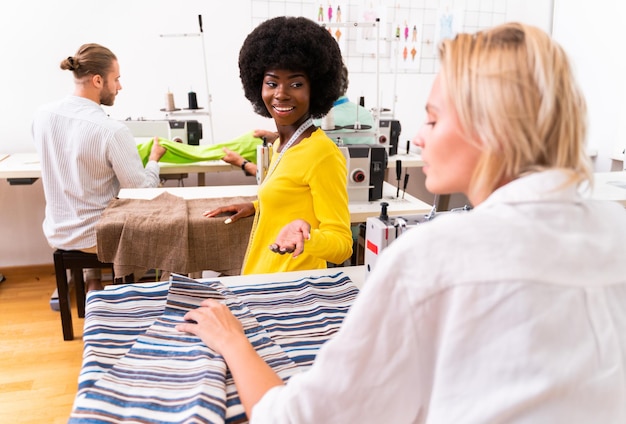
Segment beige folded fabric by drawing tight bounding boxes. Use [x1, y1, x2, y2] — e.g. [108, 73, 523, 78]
[96, 192, 254, 278]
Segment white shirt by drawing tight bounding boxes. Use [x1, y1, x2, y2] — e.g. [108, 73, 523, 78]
[32, 95, 160, 250]
[252, 170, 626, 423]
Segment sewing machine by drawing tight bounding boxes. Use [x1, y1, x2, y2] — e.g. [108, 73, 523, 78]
[122, 119, 203, 145]
[378, 119, 401, 156]
[256, 142, 388, 201]
[326, 119, 401, 155]
[364, 201, 471, 274]
[339, 144, 387, 202]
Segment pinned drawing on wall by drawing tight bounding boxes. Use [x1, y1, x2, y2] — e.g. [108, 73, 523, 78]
[256, 0, 506, 75]
[315, 2, 344, 23]
[313, 2, 347, 51]
[434, 3, 464, 54]
[391, 19, 422, 71]
[356, 2, 387, 55]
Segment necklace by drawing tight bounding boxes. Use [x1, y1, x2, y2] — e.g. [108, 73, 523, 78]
[263, 117, 314, 183]
[240, 117, 314, 270]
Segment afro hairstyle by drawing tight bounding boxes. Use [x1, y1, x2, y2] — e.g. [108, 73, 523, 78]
[238, 16, 343, 119]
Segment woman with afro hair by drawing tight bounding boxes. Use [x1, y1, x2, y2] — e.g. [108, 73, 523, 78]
[204, 16, 353, 275]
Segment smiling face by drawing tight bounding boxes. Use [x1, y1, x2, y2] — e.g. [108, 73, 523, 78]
[262, 69, 311, 128]
[413, 73, 483, 204]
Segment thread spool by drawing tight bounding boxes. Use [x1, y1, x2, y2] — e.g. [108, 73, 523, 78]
[188, 91, 198, 109]
[165, 92, 176, 111]
[321, 109, 335, 130]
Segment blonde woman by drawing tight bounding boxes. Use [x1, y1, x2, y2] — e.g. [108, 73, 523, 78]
[179, 23, 626, 423]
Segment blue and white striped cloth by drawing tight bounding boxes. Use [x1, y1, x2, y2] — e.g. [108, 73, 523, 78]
[70, 272, 359, 423]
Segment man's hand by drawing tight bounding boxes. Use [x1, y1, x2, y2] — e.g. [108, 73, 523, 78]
[149, 137, 167, 162]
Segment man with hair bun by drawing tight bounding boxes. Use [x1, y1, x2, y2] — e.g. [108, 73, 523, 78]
[33, 43, 167, 291]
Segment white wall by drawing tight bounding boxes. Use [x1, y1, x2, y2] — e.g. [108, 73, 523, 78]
[552, 0, 626, 171]
[0, 0, 271, 149]
[0, 0, 558, 267]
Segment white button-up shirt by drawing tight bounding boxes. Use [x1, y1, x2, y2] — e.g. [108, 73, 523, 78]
[32, 95, 160, 250]
[252, 170, 626, 423]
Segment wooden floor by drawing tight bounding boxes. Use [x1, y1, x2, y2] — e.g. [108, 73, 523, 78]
[0, 265, 84, 424]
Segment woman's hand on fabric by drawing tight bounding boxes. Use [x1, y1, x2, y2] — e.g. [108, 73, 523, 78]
[269, 219, 311, 258]
[176, 299, 247, 354]
[202, 202, 255, 223]
[177, 298, 285, 418]
[221, 147, 245, 167]
[252, 129, 279, 144]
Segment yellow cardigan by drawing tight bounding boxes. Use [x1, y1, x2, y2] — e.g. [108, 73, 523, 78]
[242, 128, 353, 274]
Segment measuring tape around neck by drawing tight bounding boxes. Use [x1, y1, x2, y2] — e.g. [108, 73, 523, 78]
[263, 117, 314, 183]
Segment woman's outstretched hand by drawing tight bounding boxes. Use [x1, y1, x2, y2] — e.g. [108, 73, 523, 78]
[269, 219, 311, 258]
[203, 202, 255, 224]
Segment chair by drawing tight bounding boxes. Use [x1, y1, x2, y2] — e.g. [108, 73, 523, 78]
[53, 249, 114, 341]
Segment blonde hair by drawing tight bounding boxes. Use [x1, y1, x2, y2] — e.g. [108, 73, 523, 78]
[438, 22, 592, 200]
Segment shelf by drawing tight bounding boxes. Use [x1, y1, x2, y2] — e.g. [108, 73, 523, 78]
[163, 110, 211, 117]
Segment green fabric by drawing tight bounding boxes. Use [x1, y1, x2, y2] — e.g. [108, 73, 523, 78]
[136, 131, 263, 166]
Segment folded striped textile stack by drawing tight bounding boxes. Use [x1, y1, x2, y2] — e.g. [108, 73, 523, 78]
[70, 272, 359, 423]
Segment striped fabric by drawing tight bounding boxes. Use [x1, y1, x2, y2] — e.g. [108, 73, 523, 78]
[70, 272, 359, 423]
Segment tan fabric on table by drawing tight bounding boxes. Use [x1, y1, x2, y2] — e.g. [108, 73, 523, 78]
[96, 192, 255, 278]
